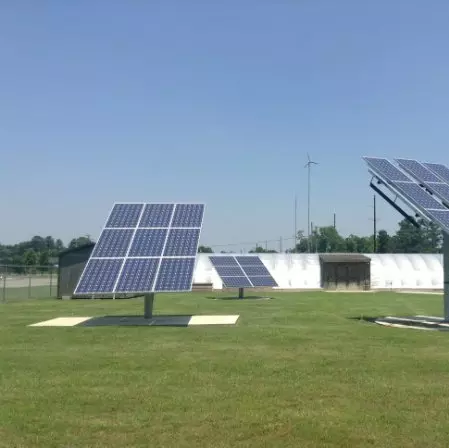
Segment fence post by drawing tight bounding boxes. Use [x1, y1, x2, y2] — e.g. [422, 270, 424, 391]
[28, 271, 32, 299]
[49, 268, 53, 297]
[2, 270, 6, 302]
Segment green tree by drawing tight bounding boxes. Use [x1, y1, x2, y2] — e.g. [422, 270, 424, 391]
[376, 230, 392, 253]
[392, 218, 441, 253]
[198, 245, 213, 253]
[39, 251, 50, 266]
[68, 236, 93, 249]
[23, 249, 38, 266]
[249, 246, 277, 253]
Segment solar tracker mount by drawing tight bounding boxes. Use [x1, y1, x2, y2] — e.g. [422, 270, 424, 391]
[362, 157, 449, 320]
[74, 202, 205, 318]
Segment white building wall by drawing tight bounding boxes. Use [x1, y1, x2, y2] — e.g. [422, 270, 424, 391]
[193, 253, 444, 290]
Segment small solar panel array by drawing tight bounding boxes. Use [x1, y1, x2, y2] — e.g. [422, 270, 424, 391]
[74, 203, 204, 295]
[363, 157, 449, 233]
[209, 256, 278, 288]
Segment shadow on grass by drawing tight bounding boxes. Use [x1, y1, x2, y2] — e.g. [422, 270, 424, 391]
[78, 314, 193, 327]
[348, 316, 379, 324]
[206, 295, 273, 301]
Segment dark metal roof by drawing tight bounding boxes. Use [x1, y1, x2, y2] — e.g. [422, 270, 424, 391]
[319, 253, 371, 263]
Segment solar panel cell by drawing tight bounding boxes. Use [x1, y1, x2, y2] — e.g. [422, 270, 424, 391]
[395, 159, 441, 183]
[235, 256, 265, 266]
[363, 157, 410, 182]
[92, 229, 134, 257]
[209, 256, 239, 267]
[75, 259, 123, 294]
[221, 276, 253, 288]
[105, 204, 144, 228]
[241, 265, 271, 276]
[171, 204, 204, 227]
[115, 258, 159, 292]
[164, 229, 200, 256]
[154, 257, 195, 291]
[425, 210, 449, 230]
[424, 163, 449, 184]
[248, 276, 278, 287]
[139, 204, 174, 227]
[392, 182, 446, 210]
[214, 266, 245, 276]
[426, 183, 449, 203]
[128, 229, 167, 257]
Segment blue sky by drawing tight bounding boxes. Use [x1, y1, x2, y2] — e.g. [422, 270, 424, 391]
[1, 1, 449, 250]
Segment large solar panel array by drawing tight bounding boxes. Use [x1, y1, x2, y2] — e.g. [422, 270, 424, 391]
[74, 203, 204, 294]
[209, 256, 278, 288]
[363, 157, 449, 232]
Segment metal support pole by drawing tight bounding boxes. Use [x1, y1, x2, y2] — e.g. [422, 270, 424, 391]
[443, 233, 449, 320]
[238, 288, 244, 299]
[144, 293, 155, 319]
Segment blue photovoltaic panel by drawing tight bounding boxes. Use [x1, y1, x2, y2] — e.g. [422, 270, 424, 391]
[171, 204, 204, 227]
[391, 181, 446, 210]
[128, 229, 167, 257]
[115, 258, 159, 292]
[363, 157, 410, 182]
[209, 256, 239, 267]
[214, 265, 246, 277]
[248, 276, 278, 287]
[74, 202, 204, 295]
[424, 163, 449, 185]
[241, 265, 271, 276]
[235, 256, 266, 267]
[221, 276, 253, 288]
[75, 259, 123, 294]
[395, 159, 442, 183]
[164, 229, 201, 256]
[92, 229, 134, 258]
[427, 183, 449, 203]
[426, 210, 449, 230]
[209, 255, 277, 289]
[139, 204, 174, 228]
[154, 257, 196, 291]
[106, 204, 143, 228]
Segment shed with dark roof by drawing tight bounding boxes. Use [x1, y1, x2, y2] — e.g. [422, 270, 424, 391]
[319, 253, 371, 290]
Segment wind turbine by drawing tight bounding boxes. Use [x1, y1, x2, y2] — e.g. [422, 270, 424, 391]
[304, 153, 318, 252]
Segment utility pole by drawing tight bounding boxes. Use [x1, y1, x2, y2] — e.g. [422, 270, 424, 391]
[333, 213, 336, 229]
[304, 153, 318, 252]
[294, 195, 297, 252]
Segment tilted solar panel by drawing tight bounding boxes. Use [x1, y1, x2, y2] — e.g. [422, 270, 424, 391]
[363, 157, 449, 233]
[209, 255, 278, 288]
[74, 203, 204, 295]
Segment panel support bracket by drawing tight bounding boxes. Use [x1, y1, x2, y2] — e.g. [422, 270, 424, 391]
[144, 293, 155, 319]
[238, 287, 244, 299]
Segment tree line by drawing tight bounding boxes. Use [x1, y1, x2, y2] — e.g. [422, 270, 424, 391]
[0, 217, 443, 269]
[0, 236, 93, 268]
[200, 218, 443, 254]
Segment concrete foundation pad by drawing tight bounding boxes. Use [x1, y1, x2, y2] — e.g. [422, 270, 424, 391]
[29, 317, 92, 326]
[29, 315, 240, 327]
[374, 315, 449, 331]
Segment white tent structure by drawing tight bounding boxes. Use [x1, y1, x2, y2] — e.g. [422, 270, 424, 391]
[193, 253, 444, 291]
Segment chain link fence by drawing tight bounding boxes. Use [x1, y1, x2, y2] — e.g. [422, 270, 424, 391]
[0, 265, 58, 302]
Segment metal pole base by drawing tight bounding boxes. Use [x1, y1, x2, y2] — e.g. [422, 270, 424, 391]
[238, 288, 244, 299]
[144, 293, 155, 319]
[443, 233, 449, 320]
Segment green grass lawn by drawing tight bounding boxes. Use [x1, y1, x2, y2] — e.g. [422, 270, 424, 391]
[1, 291, 449, 447]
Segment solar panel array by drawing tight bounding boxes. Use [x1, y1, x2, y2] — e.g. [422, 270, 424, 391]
[363, 157, 449, 232]
[209, 256, 278, 288]
[74, 203, 204, 294]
